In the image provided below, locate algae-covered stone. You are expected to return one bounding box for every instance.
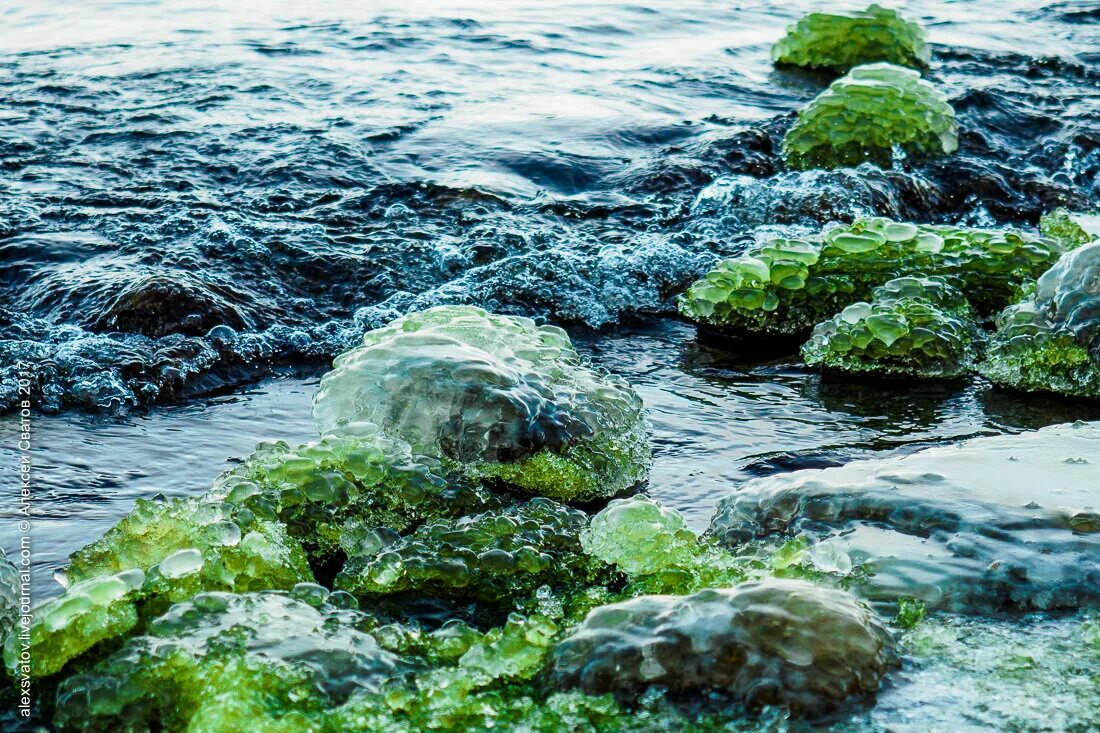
[550,578,897,718]
[801,276,981,378]
[336,498,603,606]
[1040,207,1100,248]
[782,63,957,170]
[207,432,500,563]
[313,306,650,502]
[4,570,144,679]
[773,5,930,72]
[53,587,405,732]
[709,422,1100,613]
[64,496,312,616]
[980,242,1100,398]
[679,217,1060,335]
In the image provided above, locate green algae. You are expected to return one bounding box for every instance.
[979,242,1100,398]
[782,63,957,170]
[312,305,651,502]
[54,587,405,733]
[207,431,501,563]
[64,496,313,616]
[678,217,1061,335]
[802,276,981,378]
[773,5,930,73]
[1040,207,1100,248]
[4,570,144,679]
[336,498,607,608]
[0,547,18,644]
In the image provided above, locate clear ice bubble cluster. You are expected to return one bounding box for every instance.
[3,569,144,679]
[980,242,1100,398]
[772,5,930,73]
[801,276,981,378]
[335,498,604,606]
[313,305,651,501]
[0,548,18,642]
[709,422,1100,614]
[53,587,405,732]
[678,217,1060,335]
[550,578,898,719]
[782,63,957,170]
[207,431,501,563]
[580,495,699,577]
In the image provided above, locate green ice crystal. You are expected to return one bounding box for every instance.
[773,5,930,73]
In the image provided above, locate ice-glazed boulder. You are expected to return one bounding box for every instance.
[801,276,981,378]
[207,432,501,563]
[53,587,406,732]
[782,63,957,170]
[313,306,650,502]
[549,578,898,718]
[980,242,1100,398]
[773,5,930,72]
[709,422,1100,613]
[336,498,603,607]
[679,218,1060,335]
[4,570,144,679]
[64,496,312,616]
[1040,208,1100,248]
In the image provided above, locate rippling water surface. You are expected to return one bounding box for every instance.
[1,1,1099,728]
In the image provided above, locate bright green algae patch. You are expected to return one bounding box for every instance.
[678,217,1061,335]
[801,276,981,378]
[782,63,957,170]
[207,431,501,564]
[772,5,930,73]
[4,570,144,679]
[1040,207,1100,248]
[980,242,1100,398]
[312,305,651,502]
[336,498,608,606]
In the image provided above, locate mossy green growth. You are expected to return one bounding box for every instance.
[782,63,957,170]
[207,431,501,563]
[895,597,927,630]
[64,496,313,618]
[979,242,1100,398]
[679,217,1061,335]
[4,570,144,679]
[312,306,651,502]
[53,586,404,733]
[581,495,698,576]
[336,498,606,608]
[773,5,930,72]
[802,276,981,378]
[979,302,1100,398]
[1040,207,1100,248]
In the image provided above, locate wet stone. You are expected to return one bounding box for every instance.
[709,422,1100,614]
[549,577,898,719]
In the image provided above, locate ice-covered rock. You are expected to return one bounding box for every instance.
[549,578,897,718]
[709,422,1100,613]
[313,306,650,501]
[801,276,981,378]
[782,64,957,170]
[678,217,1060,335]
[773,5,930,73]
